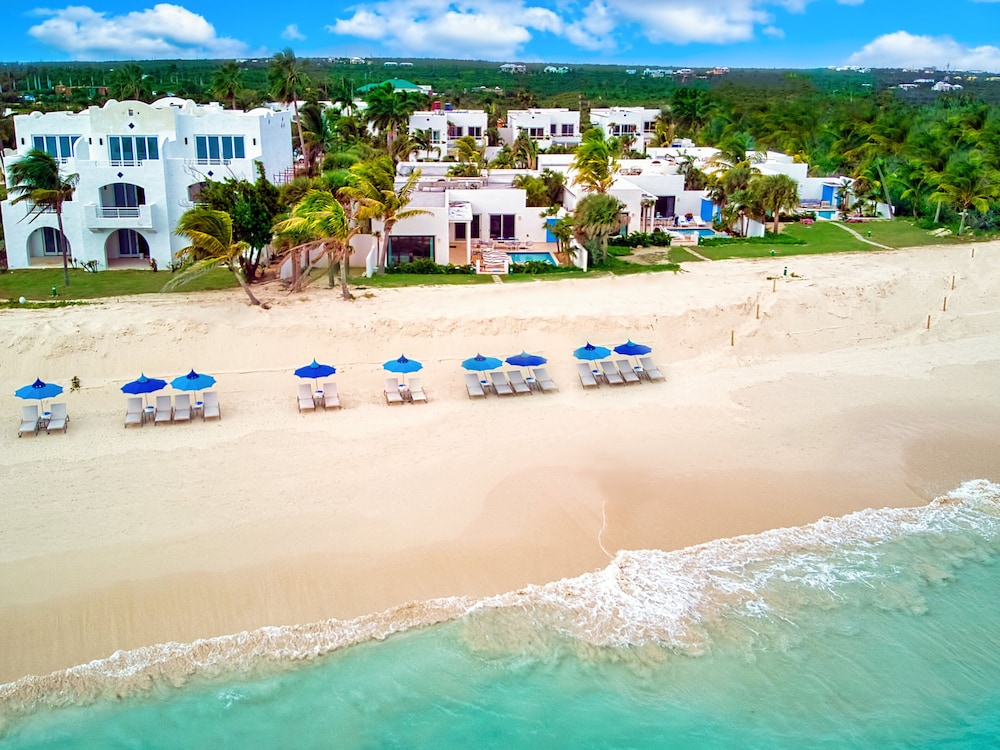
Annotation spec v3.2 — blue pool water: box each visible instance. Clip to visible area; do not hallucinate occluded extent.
[508,251,557,265]
[2,480,999,748]
[817,209,837,220]
[669,228,727,238]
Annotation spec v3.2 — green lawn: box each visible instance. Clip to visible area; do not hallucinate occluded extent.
[0,268,238,301]
[695,222,870,260]
[855,219,985,248]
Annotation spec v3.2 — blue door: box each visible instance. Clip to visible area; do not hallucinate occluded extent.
[700,198,714,223]
[822,183,835,205]
[545,217,557,243]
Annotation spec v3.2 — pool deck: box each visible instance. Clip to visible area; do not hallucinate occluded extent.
[447,241,559,266]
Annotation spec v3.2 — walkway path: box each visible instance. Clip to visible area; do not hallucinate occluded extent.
[829,221,894,250]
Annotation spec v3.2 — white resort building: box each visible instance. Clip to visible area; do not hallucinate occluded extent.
[1,98,292,271]
[408,107,488,160]
[502,108,581,150]
[589,107,662,151]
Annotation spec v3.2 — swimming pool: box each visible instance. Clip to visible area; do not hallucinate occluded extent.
[508,251,558,265]
[816,210,837,220]
[669,228,728,238]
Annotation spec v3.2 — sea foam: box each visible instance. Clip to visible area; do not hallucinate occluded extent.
[2,480,998,723]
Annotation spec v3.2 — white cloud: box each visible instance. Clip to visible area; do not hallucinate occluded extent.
[28,4,249,60]
[282,24,306,41]
[609,0,771,45]
[837,0,864,5]
[329,0,563,59]
[847,31,1000,71]
[762,25,785,38]
[564,1,617,51]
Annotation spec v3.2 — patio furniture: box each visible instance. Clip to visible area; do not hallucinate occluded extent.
[174,394,192,422]
[384,378,404,405]
[124,397,143,428]
[490,371,514,396]
[464,373,487,399]
[297,383,316,412]
[202,391,221,420]
[577,363,600,389]
[321,382,341,409]
[18,405,39,437]
[616,359,641,384]
[531,367,557,392]
[154,395,173,424]
[408,378,427,403]
[600,360,625,385]
[506,370,532,395]
[46,402,69,433]
[639,356,665,381]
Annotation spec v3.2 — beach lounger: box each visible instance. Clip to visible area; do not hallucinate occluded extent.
[530,367,557,392]
[600,360,625,385]
[46,402,69,433]
[384,378,404,405]
[639,356,665,381]
[577,362,599,389]
[321,382,341,409]
[154,395,173,424]
[18,405,39,437]
[408,378,427,403]
[507,370,532,395]
[298,383,316,412]
[616,359,641,384]
[490,371,514,396]
[173,394,192,422]
[464,373,486,399]
[202,391,221,420]
[124,397,143,428]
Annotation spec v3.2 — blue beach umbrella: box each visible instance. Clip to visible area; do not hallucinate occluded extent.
[505,351,547,368]
[461,353,503,373]
[171,369,217,401]
[121,373,168,407]
[15,378,64,402]
[573,342,611,361]
[614,339,652,357]
[383,354,423,385]
[294,359,337,390]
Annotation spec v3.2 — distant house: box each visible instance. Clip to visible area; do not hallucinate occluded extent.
[932,81,963,91]
[625,69,637,75]
[357,79,431,95]
[383,61,398,67]
[499,63,527,74]
[349,57,366,65]
[543,66,569,74]
[399,62,414,67]
[504,108,581,149]
[409,107,488,159]
[590,106,662,151]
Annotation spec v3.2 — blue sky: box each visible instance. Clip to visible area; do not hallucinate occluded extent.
[4,1,1000,71]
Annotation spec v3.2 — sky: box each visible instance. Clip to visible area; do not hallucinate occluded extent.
[3,0,1000,72]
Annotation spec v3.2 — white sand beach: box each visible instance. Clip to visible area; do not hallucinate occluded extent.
[2,243,999,684]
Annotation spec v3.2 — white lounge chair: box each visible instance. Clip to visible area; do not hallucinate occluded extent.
[174,394,192,422]
[125,397,143,428]
[507,370,532,395]
[46,402,69,433]
[639,356,665,381]
[202,391,221,420]
[616,359,641,384]
[18,405,39,437]
[321,381,341,409]
[531,367,557,392]
[490,371,514,396]
[464,373,486,398]
[154,395,173,424]
[577,362,599,389]
[298,383,316,412]
[408,378,427,403]
[600,360,625,385]
[384,378,404,405]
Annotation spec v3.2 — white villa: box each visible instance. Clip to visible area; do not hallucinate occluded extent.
[1,98,292,271]
[589,107,662,151]
[408,108,488,160]
[502,108,581,150]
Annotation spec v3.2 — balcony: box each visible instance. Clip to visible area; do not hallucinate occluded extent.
[84,203,155,231]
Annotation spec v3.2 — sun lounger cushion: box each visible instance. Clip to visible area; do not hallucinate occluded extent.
[321,382,341,409]
[125,397,143,427]
[464,373,486,398]
[600,360,625,385]
[577,363,599,389]
[507,370,532,394]
[202,391,221,419]
[490,371,514,396]
[639,356,665,381]
[408,378,427,403]
[154,395,173,424]
[298,383,316,411]
[531,367,557,392]
[616,360,641,384]
[46,402,69,433]
[384,378,404,404]
[173,394,192,422]
[18,405,39,437]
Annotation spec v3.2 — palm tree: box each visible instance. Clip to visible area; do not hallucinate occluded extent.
[572,193,624,265]
[167,207,263,306]
[273,190,355,299]
[450,135,486,176]
[930,156,998,236]
[755,173,800,233]
[511,129,539,169]
[7,149,78,286]
[571,128,619,194]
[328,77,357,114]
[298,101,330,177]
[411,128,437,160]
[338,155,429,273]
[364,83,425,152]
[269,49,310,168]
[210,61,243,110]
[109,63,152,102]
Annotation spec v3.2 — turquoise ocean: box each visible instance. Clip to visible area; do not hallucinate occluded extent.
[2,480,999,749]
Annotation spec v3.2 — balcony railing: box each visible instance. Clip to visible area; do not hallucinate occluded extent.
[84,203,154,231]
